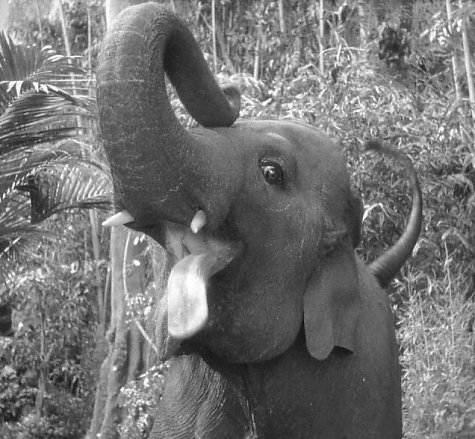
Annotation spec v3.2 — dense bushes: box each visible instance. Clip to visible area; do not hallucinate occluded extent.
[0,213,100,438]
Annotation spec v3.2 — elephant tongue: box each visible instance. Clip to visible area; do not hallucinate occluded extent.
[167,253,219,340]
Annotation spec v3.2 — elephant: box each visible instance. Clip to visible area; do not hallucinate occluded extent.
[96,3,422,438]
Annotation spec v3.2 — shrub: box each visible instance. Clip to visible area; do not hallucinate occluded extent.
[118,364,167,439]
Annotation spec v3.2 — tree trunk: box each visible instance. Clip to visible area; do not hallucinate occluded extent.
[89,227,127,438]
[278,0,285,35]
[254,22,262,80]
[89,210,106,334]
[0,0,8,33]
[446,0,462,101]
[211,0,217,74]
[35,287,46,417]
[460,0,475,138]
[89,2,152,437]
[216,20,236,73]
[358,2,368,58]
[446,0,470,144]
[89,228,147,438]
[318,0,324,74]
[34,0,43,47]
[57,0,71,56]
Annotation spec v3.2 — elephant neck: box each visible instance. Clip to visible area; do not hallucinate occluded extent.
[200,331,318,436]
[239,332,314,433]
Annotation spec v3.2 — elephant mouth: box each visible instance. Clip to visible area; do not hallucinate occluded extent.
[163,214,242,340]
[103,210,242,341]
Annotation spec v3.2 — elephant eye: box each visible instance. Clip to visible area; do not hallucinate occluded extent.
[259,159,284,186]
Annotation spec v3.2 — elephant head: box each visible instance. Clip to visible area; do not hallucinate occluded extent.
[97,3,422,363]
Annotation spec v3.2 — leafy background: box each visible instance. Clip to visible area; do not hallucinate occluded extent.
[0,1,474,438]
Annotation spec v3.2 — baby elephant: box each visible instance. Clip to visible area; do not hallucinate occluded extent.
[97,3,422,438]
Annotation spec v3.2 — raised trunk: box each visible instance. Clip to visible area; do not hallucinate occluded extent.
[97,3,239,229]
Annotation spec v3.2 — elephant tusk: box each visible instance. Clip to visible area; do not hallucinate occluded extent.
[190,210,207,234]
[102,210,135,227]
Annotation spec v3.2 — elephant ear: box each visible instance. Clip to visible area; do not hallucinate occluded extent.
[303,240,361,361]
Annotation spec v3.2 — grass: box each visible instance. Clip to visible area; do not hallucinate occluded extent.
[399,239,475,438]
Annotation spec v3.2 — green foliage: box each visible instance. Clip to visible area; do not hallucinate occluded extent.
[400,270,475,438]
[1,2,474,439]
[62,0,105,58]
[0,364,36,423]
[0,9,109,438]
[0,213,101,437]
[8,0,105,61]
[15,392,90,439]
[118,365,167,439]
[0,32,110,284]
[191,1,360,82]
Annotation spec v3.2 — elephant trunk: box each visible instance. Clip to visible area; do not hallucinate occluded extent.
[367,141,423,287]
[97,3,239,228]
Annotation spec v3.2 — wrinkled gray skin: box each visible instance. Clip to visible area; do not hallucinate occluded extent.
[96,3,422,438]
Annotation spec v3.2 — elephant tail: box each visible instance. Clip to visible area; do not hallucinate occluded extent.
[365,140,422,287]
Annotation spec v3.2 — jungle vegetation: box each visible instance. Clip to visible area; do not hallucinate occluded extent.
[0,1,474,438]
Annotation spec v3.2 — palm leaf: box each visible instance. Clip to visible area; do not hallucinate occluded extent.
[17,162,112,224]
[0,89,96,156]
[0,32,42,82]
[0,157,112,284]
[0,88,99,208]
[0,31,110,278]
[0,189,43,285]
[0,31,89,110]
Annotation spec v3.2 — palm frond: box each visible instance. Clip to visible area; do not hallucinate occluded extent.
[0,31,109,283]
[0,158,111,284]
[17,163,112,224]
[0,31,90,110]
[0,89,96,156]
[0,190,31,239]
[0,189,43,285]
[0,33,41,90]
[0,138,106,191]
